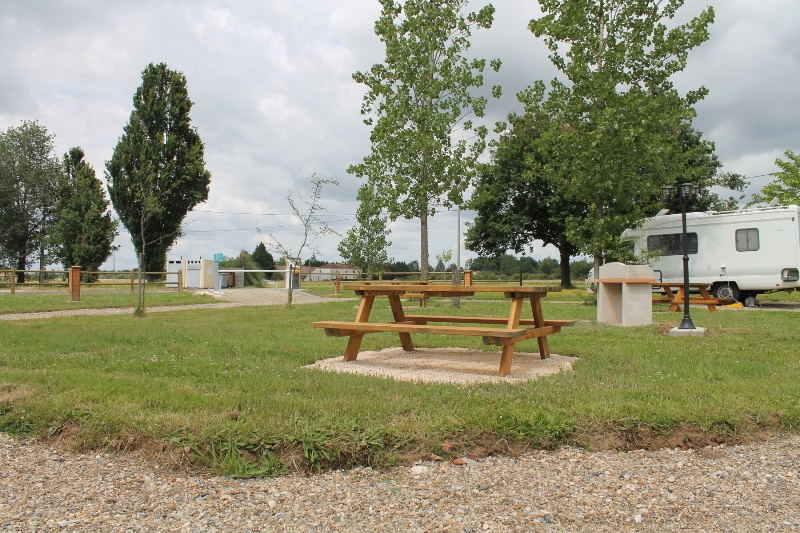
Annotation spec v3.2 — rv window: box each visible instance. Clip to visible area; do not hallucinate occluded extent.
[647,233,698,256]
[735,228,759,251]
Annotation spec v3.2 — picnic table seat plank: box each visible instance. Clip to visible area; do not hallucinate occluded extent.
[403,315,574,332]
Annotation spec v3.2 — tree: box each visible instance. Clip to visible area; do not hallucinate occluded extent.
[529,0,715,274]
[466,103,583,288]
[338,184,392,278]
[52,147,118,278]
[348,0,501,281]
[752,150,800,206]
[0,121,61,282]
[106,62,211,312]
[265,176,338,307]
[252,242,275,278]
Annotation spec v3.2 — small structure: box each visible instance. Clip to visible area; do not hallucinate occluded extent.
[167,258,217,289]
[593,263,657,327]
[303,263,361,281]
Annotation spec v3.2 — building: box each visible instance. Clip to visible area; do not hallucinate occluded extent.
[302,263,361,281]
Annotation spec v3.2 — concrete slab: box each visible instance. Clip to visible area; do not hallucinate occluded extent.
[668,327,706,337]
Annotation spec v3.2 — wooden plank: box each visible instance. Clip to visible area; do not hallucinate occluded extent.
[388,294,414,351]
[344,283,559,294]
[585,278,657,283]
[313,321,532,338]
[343,295,374,362]
[498,296,524,376]
[530,297,550,359]
[403,315,575,327]
[483,326,555,346]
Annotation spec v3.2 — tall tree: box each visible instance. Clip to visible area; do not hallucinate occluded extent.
[467,92,583,288]
[752,150,800,206]
[338,184,392,278]
[106,62,211,284]
[348,0,501,281]
[252,242,275,278]
[52,148,119,278]
[529,0,715,273]
[0,121,61,282]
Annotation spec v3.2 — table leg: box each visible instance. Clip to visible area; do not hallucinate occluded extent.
[498,297,524,376]
[699,286,717,312]
[343,295,375,362]
[668,287,682,313]
[530,297,550,360]
[388,294,415,351]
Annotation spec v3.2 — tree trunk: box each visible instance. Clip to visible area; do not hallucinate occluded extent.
[559,245,573,289]
[593,203,603,278]
[420,211,429,282]
[16,255,25,284]
[139,217,146,311]
[38,243,44,283]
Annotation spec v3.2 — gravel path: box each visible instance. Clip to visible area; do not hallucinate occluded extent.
[0,289,327,321]
[1,432,798,532]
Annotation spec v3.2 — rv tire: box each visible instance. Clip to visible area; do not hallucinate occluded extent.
[742,293,758,308]
[713,282,739,302]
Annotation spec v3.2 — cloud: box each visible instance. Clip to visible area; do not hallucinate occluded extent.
[1,0,798,270]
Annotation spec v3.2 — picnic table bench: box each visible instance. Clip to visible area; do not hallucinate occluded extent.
[312,283,574,377]
[652,282,725,313]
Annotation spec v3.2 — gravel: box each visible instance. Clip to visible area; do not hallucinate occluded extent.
[1,432,798,532]
[0,289,327,321]
[307,347,576,384]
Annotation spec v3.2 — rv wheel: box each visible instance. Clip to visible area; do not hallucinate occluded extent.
[713,283,739,302]
[742,293,758,307]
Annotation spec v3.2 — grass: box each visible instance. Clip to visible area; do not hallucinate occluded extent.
[0,290,221,315]
[0,297,798,476]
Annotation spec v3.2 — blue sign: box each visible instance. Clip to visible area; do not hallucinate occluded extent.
[213,253,224,263]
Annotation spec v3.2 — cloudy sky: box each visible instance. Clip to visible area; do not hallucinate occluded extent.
[1,0,798,270]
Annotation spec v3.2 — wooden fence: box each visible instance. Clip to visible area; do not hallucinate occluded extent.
[0,268,180,296]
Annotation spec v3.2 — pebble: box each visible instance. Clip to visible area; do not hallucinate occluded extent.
[1,433,799,532]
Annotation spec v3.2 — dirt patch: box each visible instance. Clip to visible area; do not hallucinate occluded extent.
[0,383,36,403]
[306,347,576,384]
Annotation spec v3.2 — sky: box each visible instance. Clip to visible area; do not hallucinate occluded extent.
[1,0,799,270]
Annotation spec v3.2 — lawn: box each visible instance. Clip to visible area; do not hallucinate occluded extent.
[0,290,221,315]
[0,297,798,477]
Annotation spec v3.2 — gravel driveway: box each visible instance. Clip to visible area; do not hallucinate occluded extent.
[1,432,797,532]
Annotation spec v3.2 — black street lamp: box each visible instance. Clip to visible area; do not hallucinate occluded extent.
[662,183,700,329]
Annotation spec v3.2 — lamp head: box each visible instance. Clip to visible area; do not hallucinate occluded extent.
[661,185,675,201]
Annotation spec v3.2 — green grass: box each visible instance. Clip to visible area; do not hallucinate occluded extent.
[0,290,221,315]
[0,298,798,476]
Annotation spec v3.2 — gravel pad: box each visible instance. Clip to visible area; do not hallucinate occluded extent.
[306,347,576,384]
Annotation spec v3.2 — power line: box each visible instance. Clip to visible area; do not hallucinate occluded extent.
[193,209,356,216]
[116,217,357,235]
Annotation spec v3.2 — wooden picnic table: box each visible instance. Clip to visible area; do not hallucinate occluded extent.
[312,283,574,377]
[652,282,724,313]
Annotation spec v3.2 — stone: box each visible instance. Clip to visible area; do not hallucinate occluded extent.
[668,327,707,337]
[410,466,428,475]
[634,514,643,523]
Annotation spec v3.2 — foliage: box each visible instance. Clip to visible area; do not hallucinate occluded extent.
[52,147,118,277]
[338,185,391,277]
[251,242,275,278]
[220,250,263,287]
[348,0,501,281]
[527,0,716,272]
[467,104,583,288]
[0,121,61,279]
[106,62,211,277]
[264,175,338,307]
[752,149,800,206]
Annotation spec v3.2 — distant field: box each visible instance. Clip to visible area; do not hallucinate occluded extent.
[0,291,220,315]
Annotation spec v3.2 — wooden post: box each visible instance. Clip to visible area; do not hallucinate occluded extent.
[519,269,523,286]
[10,268,16,295]
[464,270,472,287]
[178,270,183,292]
[69,266,81,301]
[335,273,341,294]
[130,271,135,293]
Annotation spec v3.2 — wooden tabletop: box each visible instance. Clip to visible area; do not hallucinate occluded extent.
[651,282,711,288]
[341,283,560,296]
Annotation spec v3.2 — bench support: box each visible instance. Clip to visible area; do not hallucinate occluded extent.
[343,295,374,361]
[388,294,414,351]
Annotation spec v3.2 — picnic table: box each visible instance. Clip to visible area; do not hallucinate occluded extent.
[652,282,724,313]
[312,283,574,377]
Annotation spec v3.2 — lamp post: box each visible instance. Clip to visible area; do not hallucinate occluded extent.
[662,183,700,329]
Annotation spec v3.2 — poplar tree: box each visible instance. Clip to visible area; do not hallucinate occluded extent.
[348,0,501,281]
[52,148,118,277]
[106,63,211,280]
[338,184,392,278]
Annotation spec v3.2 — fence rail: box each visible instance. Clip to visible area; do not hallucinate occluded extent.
[0,269,178,296]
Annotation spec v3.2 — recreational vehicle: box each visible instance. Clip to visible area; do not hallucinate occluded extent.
[621,205,800,307]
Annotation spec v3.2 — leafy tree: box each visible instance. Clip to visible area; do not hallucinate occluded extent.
[106,62,211,311]
[0,121,61,282]
[338,184,392,278]
[348,0,501,281]
[467,103,583,288]
[528,0,715,273]
[52,147,118,279]
[752,150,800,206]
[252,242,275,278]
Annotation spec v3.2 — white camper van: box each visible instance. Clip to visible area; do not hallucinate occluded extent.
[621,205,800,307]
